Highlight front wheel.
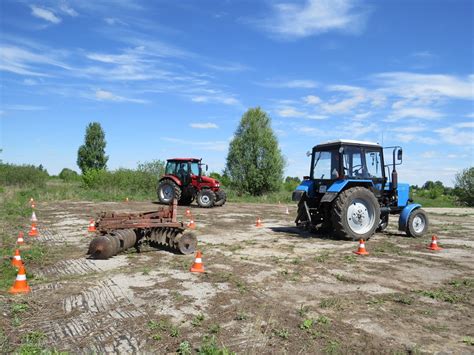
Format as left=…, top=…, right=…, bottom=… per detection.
left=405, top=209, right=429, bottom=238
left=197, top=190, right=216, bottom=208
left=331, top=187, right=380, bottom=241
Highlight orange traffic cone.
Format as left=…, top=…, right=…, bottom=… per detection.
left=187, top=218, right=196, bottom=229
left=185, top=209, right=191, bottom=217
left=30, top=211, right=37, bottom=222
left=256, top=218, right=263, bottom=227
left=427, top=235, right=442, bottom=251
left=9, top=265, right=30, bottom=294
left=11, top=249, right=23, bottom=268
left=31, top=202, right=36, bottom=209
left=88, top=219, right=96, bottom=232
left=190, top=251, right=205, bottom=273
left=353, top=239, right=369, bottom=255
left=17, top=231, right=25, bottom=245
left=28, top=223, right=38, bottom=237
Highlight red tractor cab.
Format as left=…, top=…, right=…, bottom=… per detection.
left=157, top=158, right=226, bottom=208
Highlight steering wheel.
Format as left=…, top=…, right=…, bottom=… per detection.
left=351, top=164, right=363, bottom=176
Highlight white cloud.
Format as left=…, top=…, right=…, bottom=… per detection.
left=395, top=134, right=437, bottom=145
left=104, top=17, right=127, bottom=26
left=259, top=79, right=318, bottom=89
left=256, top=0, right=369, bottom=39
left=191, top=94, right=239, bottom=106
left=421, top=151, right=436, bottom=159
left=3, top=104, right=46, bottom=111
left=303, top=95, right=321, bottom=105
left=30, top=5, right=62, bottom=24
left=0, top=45, right=70, bottom=76
left=374, top=72, right=474, bottom=101
left=354, top=111, right=372, bottom=119
left=391, top=125, right=426, bottom=133
left=23, top=78, right=38, bottom=85
left=276, top=107, right=327, bottom=120
left=94, top=89, right=147, bottom=103
left=455, top=121, right=474, bottom=128
left=466, top=113, right=474, bottom=118
left=59, top=3, right=78, bottom=17
left=435, top=125, right=473, bottom=146
left=189, top=123, right=219, bottom=129
left=387, top=107, right=443, bottom=121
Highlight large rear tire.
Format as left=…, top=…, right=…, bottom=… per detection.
left=332, top=187, right=380, bottom=241
left=197, top=190, right=215, bottom=208
left=405, top=208, right=429, bottom=238
left=157, top=179, right=181, bottom=204
left=214, top=190, right=227, bottom=207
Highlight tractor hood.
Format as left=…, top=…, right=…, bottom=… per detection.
left=200, top=175, right=220, bottom=187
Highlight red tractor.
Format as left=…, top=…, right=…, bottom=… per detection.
left=157, top=158, right=226, bottom=208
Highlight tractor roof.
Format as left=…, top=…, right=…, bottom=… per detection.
left=316, top=139, right=381, bottom=149
left=167, top=158, right=201, bottom=162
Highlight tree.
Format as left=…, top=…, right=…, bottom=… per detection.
left=453, top=167, right=474, bottom=206
left=226, top=107, right=284, bottom=195
left=77, top=122, right=108, bottom=174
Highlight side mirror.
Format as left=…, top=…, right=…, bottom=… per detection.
left=306, top=151, right=311, bottom=157
left=397, top=149, right=403, bottom=161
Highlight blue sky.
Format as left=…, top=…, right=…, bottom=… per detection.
left=1, top=0, right=473, bottom=186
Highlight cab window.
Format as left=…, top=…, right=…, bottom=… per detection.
left=190, top=162, right=200, bottom=176
left=365, top=150, right=382, bottom=178
left=343, top=147, right=363, bottom=178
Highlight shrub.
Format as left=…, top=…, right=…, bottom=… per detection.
left=0, top=163, right=49, bottom=187
left=58, top=168, right=80, bottom=182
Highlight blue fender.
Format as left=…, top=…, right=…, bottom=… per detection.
left=327, top=179, right=374, bottom=193
left=398, top=204, right=421, bottom=231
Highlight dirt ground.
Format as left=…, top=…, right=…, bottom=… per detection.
left=1, top=200, right=473, bottom=354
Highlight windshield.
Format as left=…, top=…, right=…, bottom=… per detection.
left=311, top=149, right=340, bottom=180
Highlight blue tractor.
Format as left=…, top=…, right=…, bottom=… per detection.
left=292, top=140, right=429, bottom=240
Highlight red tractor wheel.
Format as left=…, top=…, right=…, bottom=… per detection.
left=196, top=189, right=215, bottom=208
left=214, top=190, right=227, bottom=207
left=157, top=179, right=181, bottom=204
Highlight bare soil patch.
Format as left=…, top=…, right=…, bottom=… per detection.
left=1, top=201, right=473, bottom=353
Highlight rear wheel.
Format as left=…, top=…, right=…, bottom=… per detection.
left=214, top=190, right=227, bottom=207
left=197, top=189, right=215, bottom=208
left=157, top=179, right=181, bottom=204
left=332, top=187, right=380, bottom=241
left=406, top=209, right=429, bottom=238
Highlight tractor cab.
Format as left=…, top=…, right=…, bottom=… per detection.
left=164, top=158, right=205, bottom=186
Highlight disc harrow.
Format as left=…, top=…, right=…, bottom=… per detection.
left=87, top=199, right=197, bottom=259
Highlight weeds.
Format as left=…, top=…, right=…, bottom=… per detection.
left=319, top=297, right=344, bottom=310
left=209, top=324, right=220, bottom=334
left=314, top=251, right=330, bottom=263
left=272, top=328, right=289, bottom=339
left=235, top=312, right=247, bottom=321
left=418, top=289, right=463, bottom=303
left=198, top=335, right=234, bottom=355
left=299, top=319, right=314, bottom=330
left=297, top=304, right=310, bottom=318
left=462, top=336, right=474, bottom=346
left=324, top=340, right=341, bottom=354
left=192, top=313, right=205, bottom=327
left=178, top=341, right=192, bottom=355
left=169, top=326, right=180, bottom=338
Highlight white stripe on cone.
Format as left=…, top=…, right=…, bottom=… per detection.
left=14, top=255, right=21, bottom=260
left=195, top=258, right=202, bottom=263
left=16, top=274, right=26, bottom=281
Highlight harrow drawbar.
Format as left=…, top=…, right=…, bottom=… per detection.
left=87, top=199, right=197, bottom=259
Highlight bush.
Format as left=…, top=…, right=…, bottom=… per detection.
left=454, top=167, right=474, bottom=206
left=81, top=166, right=158, bottom=196
left=0, top=163, right=49, bottom=187
left=58, top=168, right=80, bottom=182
